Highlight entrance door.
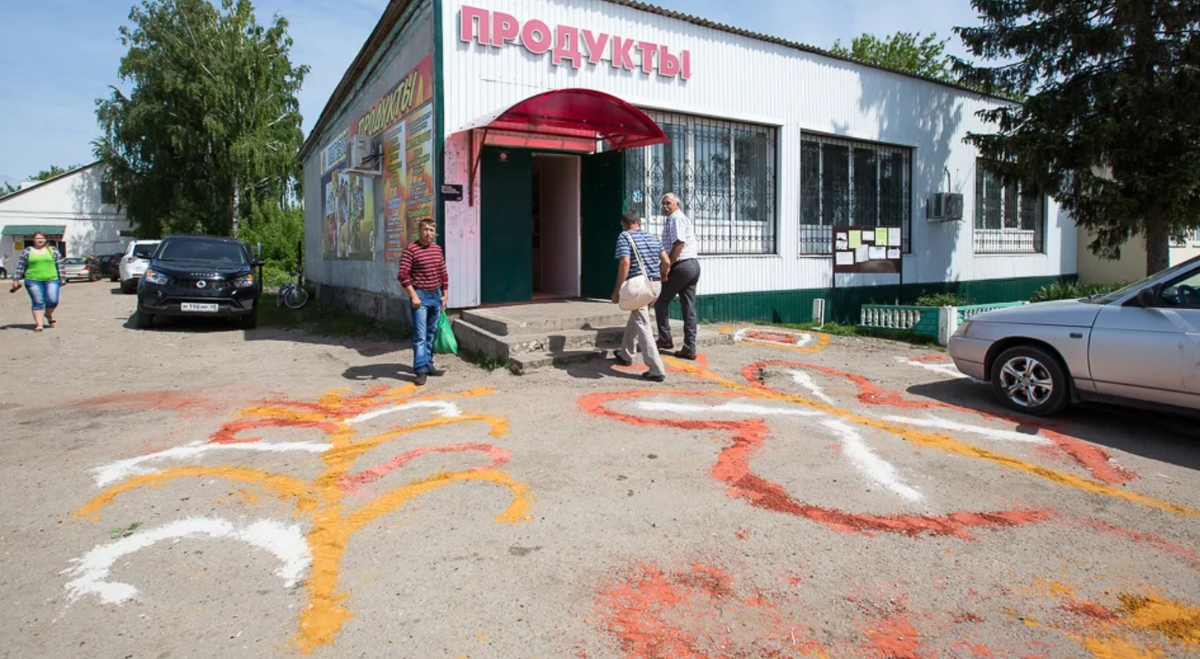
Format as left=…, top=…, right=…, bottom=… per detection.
left=536, top=155, right=581, bottom=297
left=479, top=146, right=533, bottom=305
left=580, top=150, right=626, bottom=299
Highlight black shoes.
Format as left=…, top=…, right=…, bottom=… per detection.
left=675, top=350, right=698, bottom=361
left=641, top=372, right=666, bottom=383
left=414, top=373, right=427, bottom=386
left=426, top=366, right=446, bottom=377
left=613, top=353, right=633, bottom=367
left=656, top=339, right=674, bottom=351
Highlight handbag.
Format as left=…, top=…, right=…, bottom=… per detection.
left=618, top=232, right=662, bottom=311
left=432, top=311, right=459, bottom=355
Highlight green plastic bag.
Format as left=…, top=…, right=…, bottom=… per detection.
left=432, top=312, right=458, bottom=355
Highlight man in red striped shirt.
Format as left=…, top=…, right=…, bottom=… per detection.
left=398, top=219, right=449, bottom=386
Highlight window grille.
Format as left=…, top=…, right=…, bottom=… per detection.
left=624, top=111, right=777, bottom=255
left=974, top=163, right=1045, bottom=254
left=799, top=134, right=911, bottom=255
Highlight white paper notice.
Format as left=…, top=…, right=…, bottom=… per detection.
left=862, top=230, right=875, bottom=243
left=887, top=230, right=902, bottom=247
left=856, top=246, right=869, bottom=264
left=836, top=238, right=848, bottom=250
left=888, top=248, right=901, bottom=259
left=835, top=251, right=854, bottom=266
left=869, top=246, right=887, bottom=261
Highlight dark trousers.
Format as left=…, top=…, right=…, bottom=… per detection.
left=655, top=259, right=701, bottom=353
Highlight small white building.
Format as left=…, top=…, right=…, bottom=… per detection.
left=0, top=162, right=131, bottom=261
left=300, top=0, right=1079, bottom=323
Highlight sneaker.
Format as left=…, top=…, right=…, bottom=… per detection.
left=675, top=350, right=698, bottom=361
left=426, top=366, right=446, bottom=377
left=414, top=373, right=428, bottom=386
left=641, top=372, right=666, bottom=383
left=656, top=339, right=674, bottom=350
left=613, top=353, right=633, bottom=367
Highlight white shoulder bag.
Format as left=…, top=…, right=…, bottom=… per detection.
left=618, top=232, right=662, bottom=311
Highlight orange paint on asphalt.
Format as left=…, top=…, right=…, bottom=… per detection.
left=73, top=386, right=531, bottom=654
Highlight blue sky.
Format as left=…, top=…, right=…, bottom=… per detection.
left=0, top=0, right=987, bottom=186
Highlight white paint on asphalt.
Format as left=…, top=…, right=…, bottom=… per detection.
left=882, top=415, right=1050, bottom=444
left=92, top=441, right=332, bottom=487
left=789, top=370, right=835, bottom=405
left=64, top=517, right=310, bottom=604
left=637, top=401, right=823, bottom=417
left=822, top=419, right=924, bottom=502
left=346, top=400, right=462, bottom=425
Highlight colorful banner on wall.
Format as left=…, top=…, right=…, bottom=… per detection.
left=321, top=167, right=376, bottom=261
left=365, top=54, right=434, bottom=263
left=319, top=54, right=433, bottom=263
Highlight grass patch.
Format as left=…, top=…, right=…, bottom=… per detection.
left=1029, top=280, right=1129, bottom=303
left=758, top=321, right=941, bottom=347
left=259, top=293, right=413, bottom=342
left=458, top=348, right=512, bottom=372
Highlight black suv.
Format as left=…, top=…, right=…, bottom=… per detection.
left=136, top=235, right=263, bottom=329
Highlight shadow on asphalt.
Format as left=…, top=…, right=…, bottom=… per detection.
left=122, top=312, right=244, bottom=333
left=553, top=355, right=659, bottom=382
left=342, top=363, right=416, bottom=382
left=907, top=379, right=1200, bottom=472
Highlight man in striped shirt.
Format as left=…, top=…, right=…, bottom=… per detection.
left=655, top=192, right=701, bottom=360
left=398, top=219, right=449, bottom=386
left=612, top=210, right=671, bottom=382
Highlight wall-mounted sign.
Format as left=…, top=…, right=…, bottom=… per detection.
left=440, top=184, right=464, bottom=202
left=460, top=6, right=692, bottom=80
left=832, top=226, right=903, bottom=274
left=320, top=129, right=348, bottom=174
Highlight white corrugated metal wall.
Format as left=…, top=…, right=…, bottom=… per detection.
left=440, top=0, right=1076, bottom=303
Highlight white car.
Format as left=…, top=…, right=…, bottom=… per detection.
left=119, top=240, right=161, bottom=294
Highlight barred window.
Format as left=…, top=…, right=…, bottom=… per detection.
left=100, top=181, right=117, bottom=205
left=799, top=134, right=911, bottom=254
left=624, top=111, right=777, bottom=255
left=974, top=162, right=1045, bottom=253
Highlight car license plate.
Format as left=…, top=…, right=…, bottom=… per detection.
left=181, top=303, right=219, bottom=313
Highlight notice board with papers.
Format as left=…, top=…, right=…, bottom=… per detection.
left=832, top=226, right=903, bottom=274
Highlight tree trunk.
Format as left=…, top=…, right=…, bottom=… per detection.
left=1145, top=222, right=1171, bottom=276
left=232, top=180, right=240, bottom=239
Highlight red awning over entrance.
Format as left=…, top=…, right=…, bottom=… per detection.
left=457, top=89, right=668, bottom=204
left=460, top=88, right=668, bottom=152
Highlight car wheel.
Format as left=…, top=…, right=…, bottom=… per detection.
left=990, top=345, right=1070, bottom=416
left=121, top=279, right=133, bottom=294
left=136, top=311, right=154, bottom=329
left=242, top=304, right=259, bottom=330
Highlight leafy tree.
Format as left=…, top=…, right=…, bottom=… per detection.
left=94, top=0, right=308, bottom=239
left=954, top=0, right=1200, bottom=275
left=0, top=164, right=85, bottom=198
left=831, top=32, right=957, bottom=83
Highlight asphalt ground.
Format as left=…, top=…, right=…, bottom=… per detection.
left=2, top=280, right=1199, bottom=659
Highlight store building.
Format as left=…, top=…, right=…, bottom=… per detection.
left=0, top=162, right=130, bottom=261
left=300, top=0, right=1078, bottom=324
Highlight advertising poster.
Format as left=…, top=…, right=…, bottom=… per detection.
left=322, top=168, right=376, bottom=261
left=403, top=102, right=435, bottom=251
left=353, top=54, right=434, bottom=263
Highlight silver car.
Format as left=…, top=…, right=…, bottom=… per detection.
left=949, top=255, right=1200, bottom=417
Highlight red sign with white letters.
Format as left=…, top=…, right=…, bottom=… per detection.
left=459, top=6, right=692, bottom=80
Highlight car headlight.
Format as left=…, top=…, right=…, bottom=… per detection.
left=143, top=269, right=169, bottom=285
left=233, top=274, right=255, bottom=289
left=953, top=320, right=972, bottom=337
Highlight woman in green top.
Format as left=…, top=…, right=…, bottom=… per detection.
left=10, top=231, right=66, bottom=332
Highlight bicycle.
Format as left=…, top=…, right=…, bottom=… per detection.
left=277, top=246, right=309, bottom=310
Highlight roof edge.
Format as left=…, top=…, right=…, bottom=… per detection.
left=300, top=0, right=1014, bottom=160
left=0, top=161, right=104, bottom=205
left=300, top=0, right=417, bottom=159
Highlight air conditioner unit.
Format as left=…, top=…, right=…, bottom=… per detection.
left=348, top=134, right=372, bottom=169
left=927, top=192, right=964, bottom=222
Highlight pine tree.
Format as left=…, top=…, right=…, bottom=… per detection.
left=94, top=0, right=308, bottom=238
left=954, top=0, right=1200, bottom=275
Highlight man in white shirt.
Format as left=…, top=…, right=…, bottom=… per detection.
left=0, top=253, right=7, bottom=279
left=655, top=193, right=701, bottom=359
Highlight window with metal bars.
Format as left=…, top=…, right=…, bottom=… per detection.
left=973, top=162, right=1045, bottom=254
left=799, top=134, right=911, bottom=255
left=624, top=111, right=777, bottom=255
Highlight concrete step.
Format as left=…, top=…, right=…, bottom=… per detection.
left=509, top=349, right=608, bottom=375
left=452, top=314, right=732, bottom=367
left=460, top=302, right=633, bottom=336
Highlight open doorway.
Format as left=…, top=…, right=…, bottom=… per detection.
left=532, top=154, right=580, bottom=299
